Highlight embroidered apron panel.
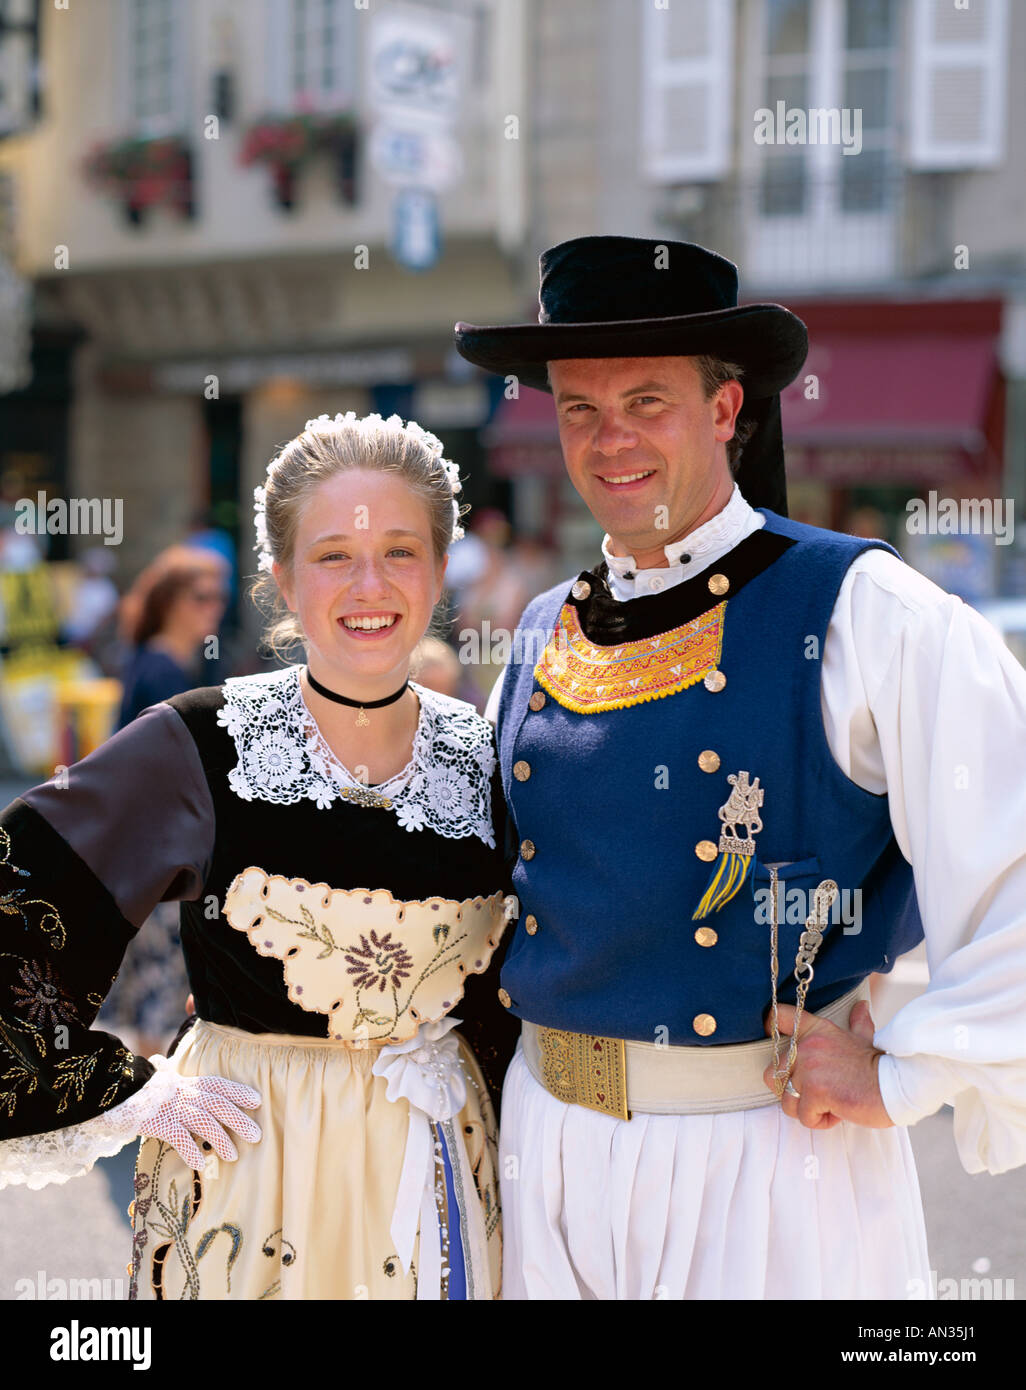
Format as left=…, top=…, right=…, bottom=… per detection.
left=223, top=868, right=508, bottom=1044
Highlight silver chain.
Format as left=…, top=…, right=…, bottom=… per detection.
left=770, top=868, right=839, bottom=1098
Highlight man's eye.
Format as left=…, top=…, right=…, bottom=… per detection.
left=388, top=548, right=414, bottom=558
left=634, top=396, right=662, bottom=407
left=320, top=552, right=347, bottom=561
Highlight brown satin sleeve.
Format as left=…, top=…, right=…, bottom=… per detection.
left=20, top=701, right=215, bottom=927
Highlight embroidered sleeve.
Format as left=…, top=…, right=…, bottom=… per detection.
left=0, top=703, right=214, bottom=1181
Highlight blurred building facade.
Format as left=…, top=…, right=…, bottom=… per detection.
left=0, top=0, right=1024, bottom=639
left=489, top=0, right=1026, bottom=593
left=0, top=0, right=528, bottom=650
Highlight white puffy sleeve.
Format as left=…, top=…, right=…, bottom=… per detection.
left=822, top=550, right=1026, bottom=1175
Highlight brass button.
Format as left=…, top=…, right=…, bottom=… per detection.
left=708, top=573, right=729, bottom=596
left=525, top=914, right=538, bottom=935
left=694, top=926, right=718, bottom=948
left=695, top=839, right=718, bottom=862
left=528, top=691, right=546, bottom=711
left=571, top=579, right=591, bottom=600
left=520, top=839, right=536, bottom=860
left=513, top=760, right=531, bottom=781
left=704, top=669, right=726, bottom=693
left=498, top=988, right=512, bottom=1008
left=697, top=749, right=720, bottom=773
left=693, top=1013, right=717, bottom=1036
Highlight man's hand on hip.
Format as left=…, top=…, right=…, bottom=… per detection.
left=762, top=999, right=894, bottom=1129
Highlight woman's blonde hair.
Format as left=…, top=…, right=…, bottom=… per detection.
left=251, top=412, right=466, bottom=661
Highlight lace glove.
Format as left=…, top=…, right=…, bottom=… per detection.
left=129, top=1056, right=262, bottom=1169
left=0, top=1058, right=262, bottom=1191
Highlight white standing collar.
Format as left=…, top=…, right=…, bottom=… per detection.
left=600, top=485, right=764, bottom=601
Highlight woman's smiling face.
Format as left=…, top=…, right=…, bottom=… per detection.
left=274, top=468, right=447, bottom=690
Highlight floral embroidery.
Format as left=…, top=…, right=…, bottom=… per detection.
left=131, top=1140, right=242, bottom=1300
left=0, top=828, right=66, bottom=950
left=535, top=599, right=726, bottom=714
left=344, top=931, right=415, bottom=993
left=216, top=665, right=496, bottom=847
left=224, top=869, right=509, bottom=1044
left=10, top=959, right=78, bottom=1031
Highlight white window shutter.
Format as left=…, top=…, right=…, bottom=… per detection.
left=907, top=0, right=1009, bottom=169
left=641, top=0, right=735, bottom=182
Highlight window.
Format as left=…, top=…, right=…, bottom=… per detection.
left=758, top=0, right=898, bottom=219
left=840, top=0, right=898, bottom=211
left=283, top=0, right=357, bottom=109
left=0, top=0, right=38, bottom=136
left=744, top=0, right=901, bottom=284
left=760, top=0, right=813, bottom=214
left=123, top=0, right=187, bottom=136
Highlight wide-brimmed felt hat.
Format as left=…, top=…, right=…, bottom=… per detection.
left=454, top=236, right=809, bottom=513
left=455, top=235, right=808, bottom=398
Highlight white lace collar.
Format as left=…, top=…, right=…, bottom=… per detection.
left=215, top=664, right=497, bottom=848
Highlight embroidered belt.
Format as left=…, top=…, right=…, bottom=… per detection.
left=520, top=980, right=870, bottom=1119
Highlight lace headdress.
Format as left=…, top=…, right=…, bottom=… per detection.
left=252, top=411, right=464, bottom=574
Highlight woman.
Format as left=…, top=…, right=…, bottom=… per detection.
left=116, top=545, right=230, bottom=729
left=98, top=547, right=230, bottom=1060
left=0, top=413, right=517, bottom=1300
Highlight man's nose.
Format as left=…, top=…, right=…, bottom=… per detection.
left=591, top=411, right=639, bottom=455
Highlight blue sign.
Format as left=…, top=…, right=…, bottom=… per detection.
left=391, top=189, right=441, bottom=271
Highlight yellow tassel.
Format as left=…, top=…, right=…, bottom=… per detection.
left=691, top=852, right=753, bottom=920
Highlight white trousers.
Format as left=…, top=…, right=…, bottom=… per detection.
left=499, top=1041, right=933, bottom=1300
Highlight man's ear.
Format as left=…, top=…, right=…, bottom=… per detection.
left=713, top=380, right=744, bottom=443
left=272, top=561, right=296, bottom=613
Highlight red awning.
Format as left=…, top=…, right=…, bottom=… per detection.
left=780, top=334, right=997, bottom=481
left=483, top=387, right=564, bottom=477
left=483, top=337, right=999, bottom=484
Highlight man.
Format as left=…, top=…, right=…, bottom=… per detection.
left=454, top=236, right=1026, bottom=1300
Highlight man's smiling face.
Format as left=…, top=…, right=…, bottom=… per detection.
left=548, top=355, right=743, bottom=567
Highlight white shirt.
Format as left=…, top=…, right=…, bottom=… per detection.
left=484, top=485, right=1026, bottom=1175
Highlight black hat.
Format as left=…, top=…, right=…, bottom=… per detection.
left=454, top=235, right=808, bottom=513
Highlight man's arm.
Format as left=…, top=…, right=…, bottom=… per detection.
left=819, top=548, right=1026, bottom=1174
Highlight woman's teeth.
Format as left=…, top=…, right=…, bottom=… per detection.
left=601, top=470, right=655, bottom=485
left=341, top=615, right=398, bottom=630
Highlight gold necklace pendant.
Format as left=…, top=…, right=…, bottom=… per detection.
left=356, top=707, right=370, bottom=727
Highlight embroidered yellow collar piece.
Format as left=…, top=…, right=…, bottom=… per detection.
left=534, top=600, right=726, bottom=714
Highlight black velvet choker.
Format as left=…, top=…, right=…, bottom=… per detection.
left=305, top=669, right=410, bottom=709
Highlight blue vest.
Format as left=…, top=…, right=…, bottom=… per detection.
left=495, top=509, right=923, bottom=1046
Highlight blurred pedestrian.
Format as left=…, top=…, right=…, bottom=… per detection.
left=411, top=634, right=463, bottom=698
left=116, top=545, right=230, bottom=729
